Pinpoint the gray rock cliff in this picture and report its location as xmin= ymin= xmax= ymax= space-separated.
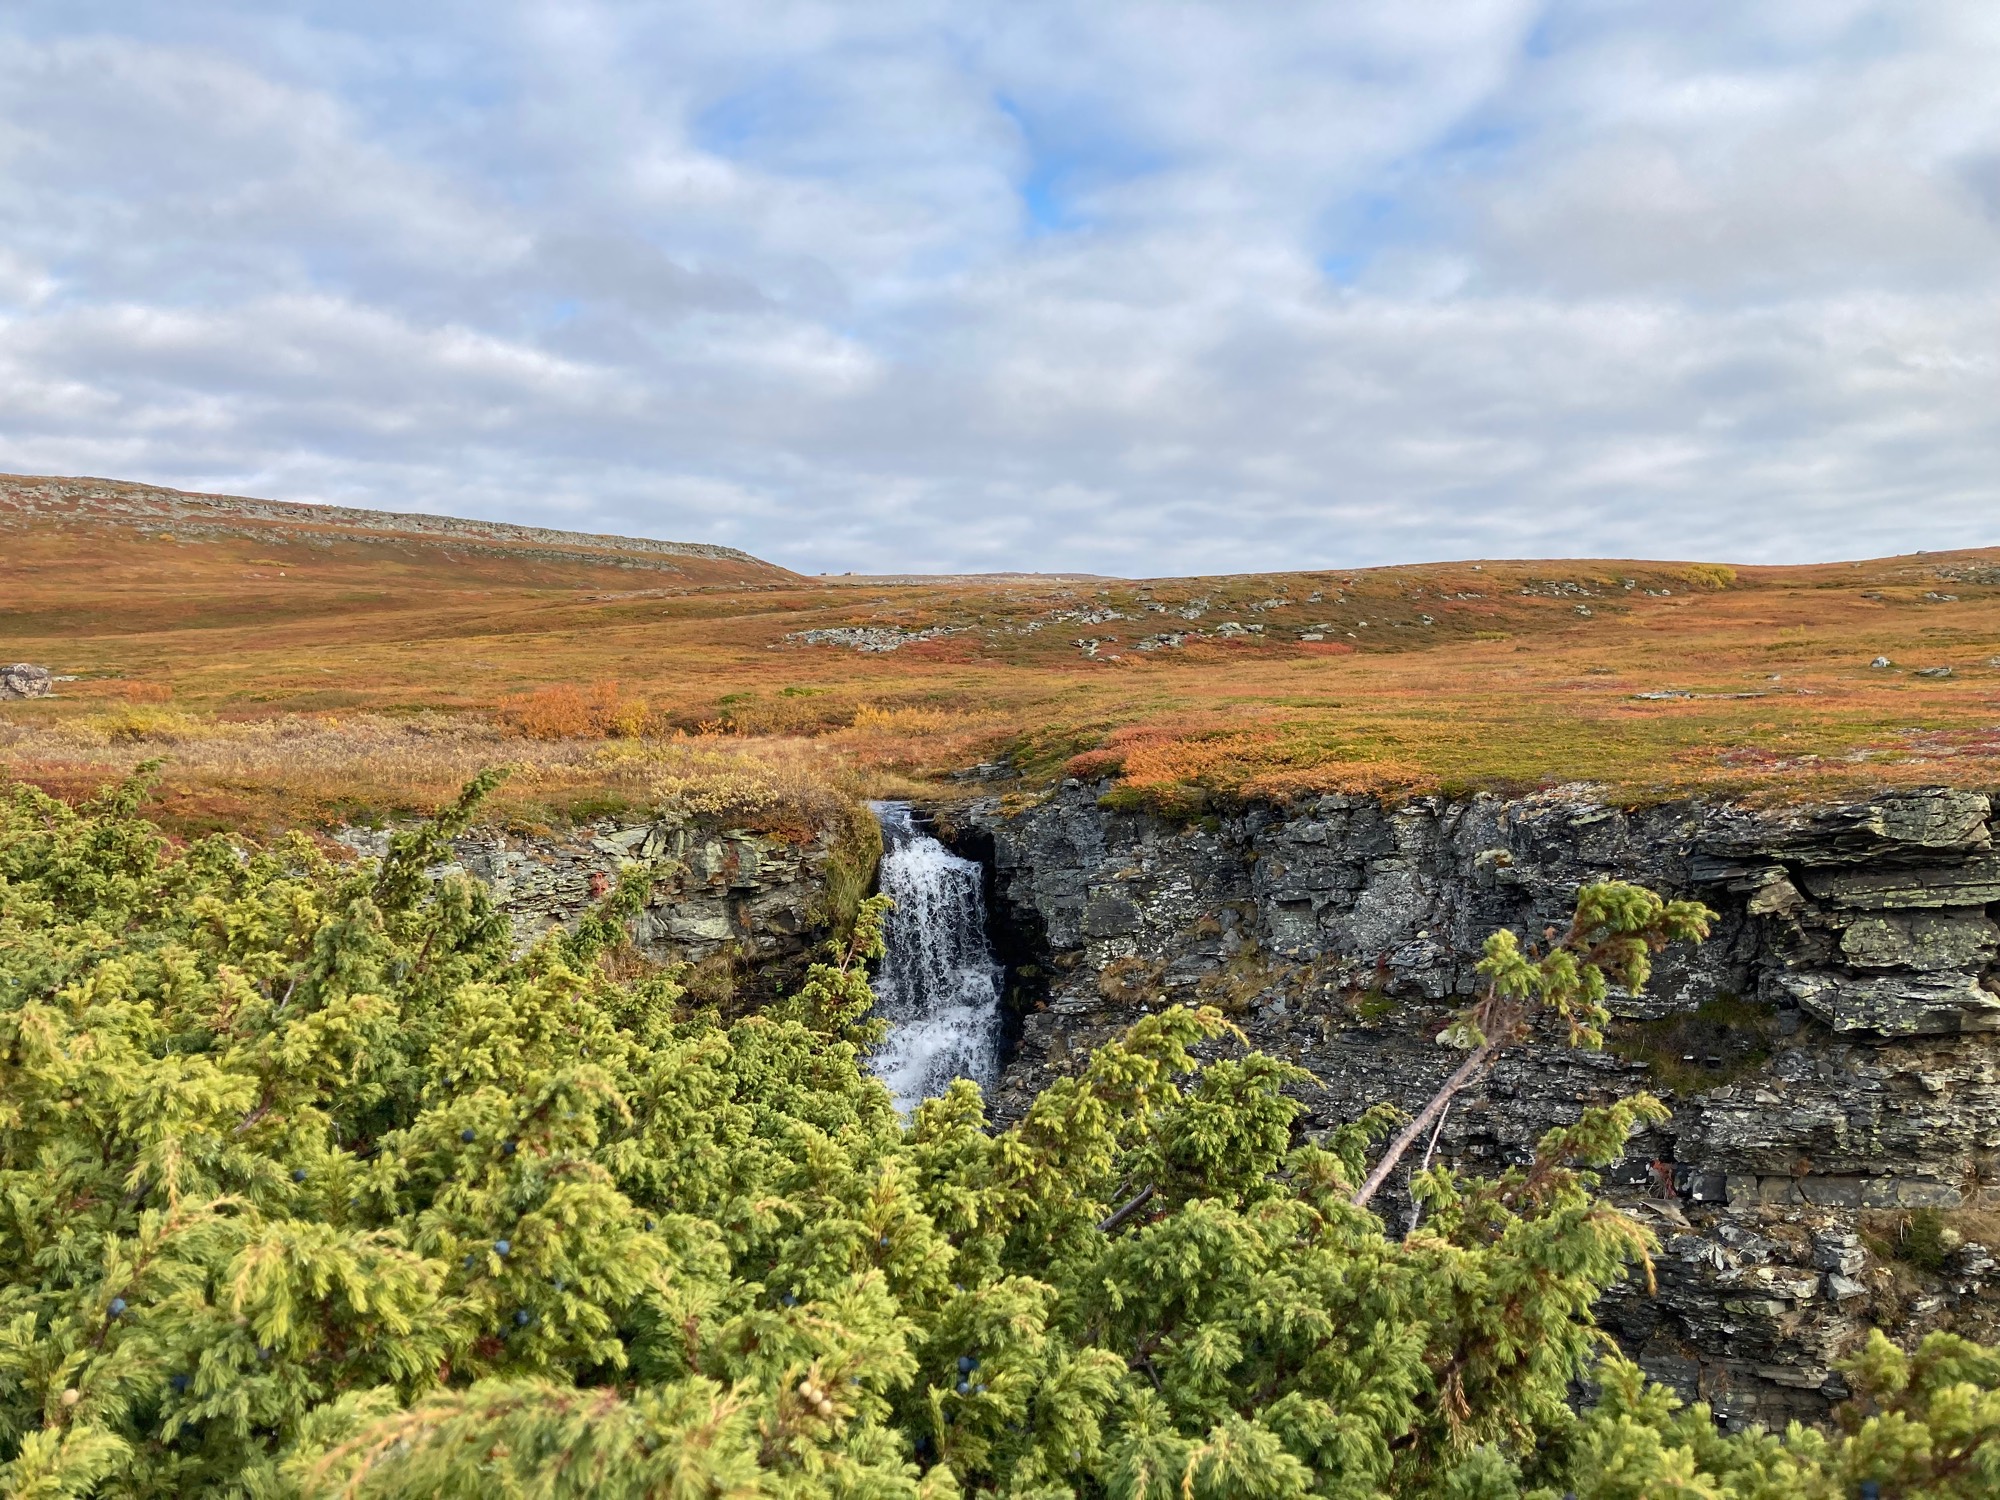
xmin=340 ymin=813 xmax=833 ymax=984
xmin=966 ymin=781 xmax=2000 ymax=1428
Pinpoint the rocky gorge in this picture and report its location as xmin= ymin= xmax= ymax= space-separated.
xmin=947 ymin=781 xmax=2000 ymax=1430
xmin=406 ymin=779 xmax=2000 ymax=1432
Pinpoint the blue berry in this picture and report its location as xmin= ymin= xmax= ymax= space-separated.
xmin=170 ymin=1374 xmax=191 ymax=1393
xmin=109 ymin=1297 xmax=127 ymax=1316
xmin=494 ymin=1239 xmax=511 ymax=1256
xmin=781 ymin=1292 xmax=797 ymax=1306
xmin=552 ymin=1278 xmax=566 ymax=1293
xmin=256 ymin=1346 xmax=271 ymax=1361
xmin=502 ymin=1140 xmax=517 ymax=1155
xmin=955 ymin=1379 xmax=970 ymax=1395
xmin=957 ymin=1355 xmax=975 ymax=1373
xmin=515 ymin=1309 xmax=531 ymax=1326
xmin=460 ymin=1127 xmax=476 ymax=1143
xmin=292 ymin=1168 xmax=307 ymax=1182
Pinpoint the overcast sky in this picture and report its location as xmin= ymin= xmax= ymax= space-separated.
xmin=3 ymin=3 xmax=1997 ymax=575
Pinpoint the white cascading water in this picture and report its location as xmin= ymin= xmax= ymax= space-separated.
xmin=868 ymin=802 xmax=1005 ymax=1113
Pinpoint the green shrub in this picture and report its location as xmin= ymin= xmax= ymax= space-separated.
xmin=1 ymin=771 xmax=1995 ymax=1498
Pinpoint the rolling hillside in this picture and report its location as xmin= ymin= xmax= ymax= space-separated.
xmin=4 ymin=474 xmax=1999 ymax=832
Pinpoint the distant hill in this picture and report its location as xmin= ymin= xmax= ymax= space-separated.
xmin=0 ymin=473 xmax=798 ymax=587
xmin=5 ymin=468 xmax=1999 ymax=833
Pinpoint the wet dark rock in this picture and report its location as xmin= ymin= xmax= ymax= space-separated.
xmin=969 ymin=781 xmax=2000 ymax=1426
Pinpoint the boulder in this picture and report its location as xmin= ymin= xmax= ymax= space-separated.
xmin=0 ymin=664 xmax=53 ymax=699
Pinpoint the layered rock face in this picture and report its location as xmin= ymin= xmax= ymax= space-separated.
xmin=966 ymin=782 xmax=2000 ymax=1428
xmin=340 ymin=815 xmax=831 ymax=982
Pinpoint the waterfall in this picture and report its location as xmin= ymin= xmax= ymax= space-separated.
xmin=868 ymin=802 xmax=1005 ymax=1113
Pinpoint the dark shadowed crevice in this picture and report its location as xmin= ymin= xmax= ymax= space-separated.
xmin=928 ymin=813 xmax=1051 ymax=1078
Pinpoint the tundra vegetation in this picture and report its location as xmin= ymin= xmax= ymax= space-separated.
xmin=2 ymin=771 xmax=1996 ymax=1498
xmin=7 ymin=480 xmax=2000 ymax=838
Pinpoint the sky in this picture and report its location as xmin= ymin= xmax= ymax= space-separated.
xmin=2 ymin=2 xmax=1998 ymax=576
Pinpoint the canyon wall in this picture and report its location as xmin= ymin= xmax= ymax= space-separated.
xmin=964 ymin=782 xmax=2000 ymax=1429
xmin=340 ymin=814 xmax=833 ymax=988
xmin=363 ymin=780 xmax=2000 ymax=1430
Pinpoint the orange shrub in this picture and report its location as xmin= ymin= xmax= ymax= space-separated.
xmin=1069 ymin=714 xmax=1432 ymax=808
xmin=498 ymin=681 xmax=653 ymax=740
xmin=1063 ymin=748 xmax=1127 ymax=780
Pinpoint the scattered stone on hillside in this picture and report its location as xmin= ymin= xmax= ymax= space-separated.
xmin=1870 ymin=656 xmax=1893 ymax=668
xmin=1633 ymin=689 xmax=1694 ymax=700
xmin=1034 ymin=606 xmax=1130 ymax=627
xmin=1916 ymin=666 xmax=1955 ymax=679
xmin=786 ymin=625 xmax=963 ymax=653
xmin=2 ymin=474 xmax=781 ymax=575
xmin=0 ymin=664 xmax=53 ymax=699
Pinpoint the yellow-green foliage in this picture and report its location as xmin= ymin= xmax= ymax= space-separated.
xmin=1 ymin=774 xmax=1996 ymax=1498
xmin=1681 ymin=563 xmax=1738 ymax=590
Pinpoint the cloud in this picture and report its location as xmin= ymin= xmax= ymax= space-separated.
xmin=0 ymin=1 xmax=1996 ymax=574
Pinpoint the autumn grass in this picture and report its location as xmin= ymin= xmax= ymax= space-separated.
xmin=0 ymin=712 xmax=869 ymax=840
xmin=5 ymin=491 xmax=2000 ymax=832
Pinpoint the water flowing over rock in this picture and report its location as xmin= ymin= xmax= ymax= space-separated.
xmin=869 ymin=803 xmax=1005 ymax=1112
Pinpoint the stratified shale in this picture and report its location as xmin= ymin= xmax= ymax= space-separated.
xmin=966 ymin=782 xmax=2000 ymax=1429
xmin=340 ymin=814 xmax=834 ymax=995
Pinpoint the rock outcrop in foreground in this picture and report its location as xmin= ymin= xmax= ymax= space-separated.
xmin=396 ymin=781 xmax=2000 ymax=1429
xmin=340 ymin=814 xmax=833 ymax=992
xmin=968 ymin=782 xmax=2000 ymax=1429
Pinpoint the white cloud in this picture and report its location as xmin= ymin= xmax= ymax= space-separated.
xmin=0 ymin=1 xmax=1995 ymax=573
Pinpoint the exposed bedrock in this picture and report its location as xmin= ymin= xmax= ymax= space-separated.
xmin=340 ymin=815 xmax=833 ymax=995
xmin=961 ymin=782 xmax=2000 ymax=1429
